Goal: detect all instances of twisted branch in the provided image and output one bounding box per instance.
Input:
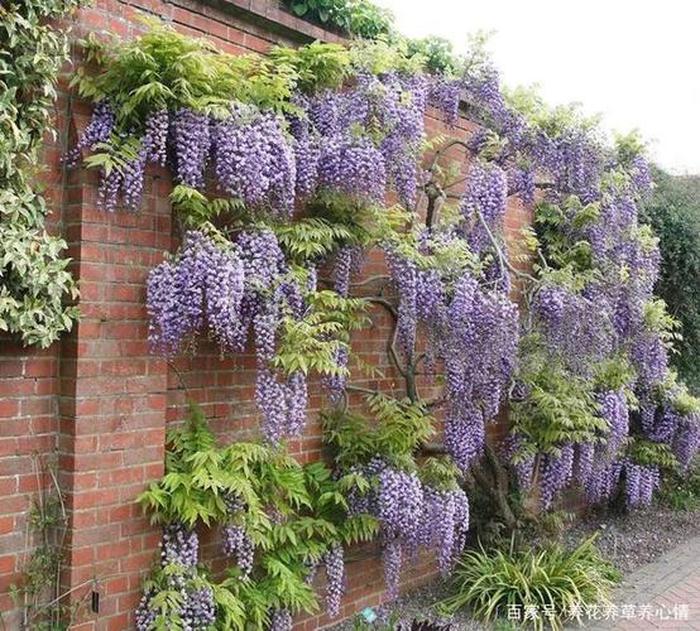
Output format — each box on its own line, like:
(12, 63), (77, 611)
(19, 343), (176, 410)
(365, 296), (407, 381)
(346, 384), (383, 397)
(350, 274), (392, 288)
(474, 205), (539, 284)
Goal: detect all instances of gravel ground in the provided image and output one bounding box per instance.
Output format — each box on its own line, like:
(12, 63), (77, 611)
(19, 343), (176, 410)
(562, 505), (700, 574)
(329, 505), (700, 630)
(328, 577), (485, 630)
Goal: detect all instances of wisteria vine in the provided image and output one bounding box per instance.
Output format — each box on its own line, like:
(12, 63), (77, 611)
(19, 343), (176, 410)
(70, 21), (700, 630)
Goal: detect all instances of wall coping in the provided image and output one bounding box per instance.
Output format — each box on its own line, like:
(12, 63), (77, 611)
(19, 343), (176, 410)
(192, 0), (347, 44)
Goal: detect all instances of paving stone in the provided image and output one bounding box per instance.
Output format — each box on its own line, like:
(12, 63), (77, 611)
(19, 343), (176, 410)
(588, 535), (700, 629)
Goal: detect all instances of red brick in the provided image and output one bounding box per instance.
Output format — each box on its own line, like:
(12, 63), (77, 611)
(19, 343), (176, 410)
(0, 516), (14, 535)
(24, 358), (55, 377)
(0, 400), (19, 418)
(0, 555), (15, 574)
(107, 612), (131, 630)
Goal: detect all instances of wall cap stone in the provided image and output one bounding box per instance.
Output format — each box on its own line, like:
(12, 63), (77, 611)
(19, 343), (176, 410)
(195, 0), (347, 44)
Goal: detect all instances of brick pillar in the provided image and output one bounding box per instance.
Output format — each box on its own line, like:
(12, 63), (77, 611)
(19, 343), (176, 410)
(58, 115), (172, 629)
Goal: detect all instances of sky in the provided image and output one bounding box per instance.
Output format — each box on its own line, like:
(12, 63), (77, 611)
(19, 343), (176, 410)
(373, 0), (700, 174)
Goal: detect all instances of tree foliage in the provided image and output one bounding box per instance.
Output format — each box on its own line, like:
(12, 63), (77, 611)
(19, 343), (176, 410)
(640, 167), (700, 392)
(282, 0), (393, 39)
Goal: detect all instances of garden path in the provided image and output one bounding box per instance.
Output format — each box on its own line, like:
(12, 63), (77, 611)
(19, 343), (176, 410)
(585, 534), (700, 630)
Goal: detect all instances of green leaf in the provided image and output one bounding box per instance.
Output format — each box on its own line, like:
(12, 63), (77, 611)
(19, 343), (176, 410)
(291, 2), (309, 16)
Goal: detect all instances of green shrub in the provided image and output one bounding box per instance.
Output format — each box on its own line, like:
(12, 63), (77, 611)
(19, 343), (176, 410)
(436, 537), (620, 630)
(640, 168), (700, 392)
(658, 461), (700, 511)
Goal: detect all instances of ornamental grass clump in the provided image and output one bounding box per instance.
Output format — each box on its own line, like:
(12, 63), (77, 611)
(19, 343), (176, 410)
(437, 536), (620, 631)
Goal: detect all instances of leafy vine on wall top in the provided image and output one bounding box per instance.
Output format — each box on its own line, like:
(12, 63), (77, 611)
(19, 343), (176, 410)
(66, 22), (700, 629)
(282, 0), (393, 40)
(281, 0), (461, 76)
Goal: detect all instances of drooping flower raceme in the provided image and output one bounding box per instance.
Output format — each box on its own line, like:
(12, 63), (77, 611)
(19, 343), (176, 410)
(212, 104), (296, 217)
(65, 100), (115, 167)
(346, 460), (470, 600)
(135, 523), (216, 631)
(459, 161), (508, 255)
(171, 108), (211, 189)
(147, 231), (244, 355)
(323, 543), (345, 618)
(317, 135), (386, 203)
(147, 229), (316, 444)
(222, 524), (254, 577)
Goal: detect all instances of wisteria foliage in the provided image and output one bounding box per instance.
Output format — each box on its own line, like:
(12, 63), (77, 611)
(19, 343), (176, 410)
(323, 398), (470, 599)
(136, 409), (379, 630)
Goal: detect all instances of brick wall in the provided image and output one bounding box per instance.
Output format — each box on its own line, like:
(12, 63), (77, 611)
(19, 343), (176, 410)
(0, 84), (75, 628)
(0, 2), (533, 629)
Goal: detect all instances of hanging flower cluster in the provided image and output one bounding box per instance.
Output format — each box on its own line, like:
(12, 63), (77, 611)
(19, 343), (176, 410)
(459, 161), (508, 254)
(385, 225), (519, 472)
(289, 69), (460, 208)
(147, 229), (309, 444)
(71, 102), (297, 215)
(346, 459), (469, 598)
(211, 104), (296, 216)
(135, 524), (216, 630)
(147, 230), (245, 354)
